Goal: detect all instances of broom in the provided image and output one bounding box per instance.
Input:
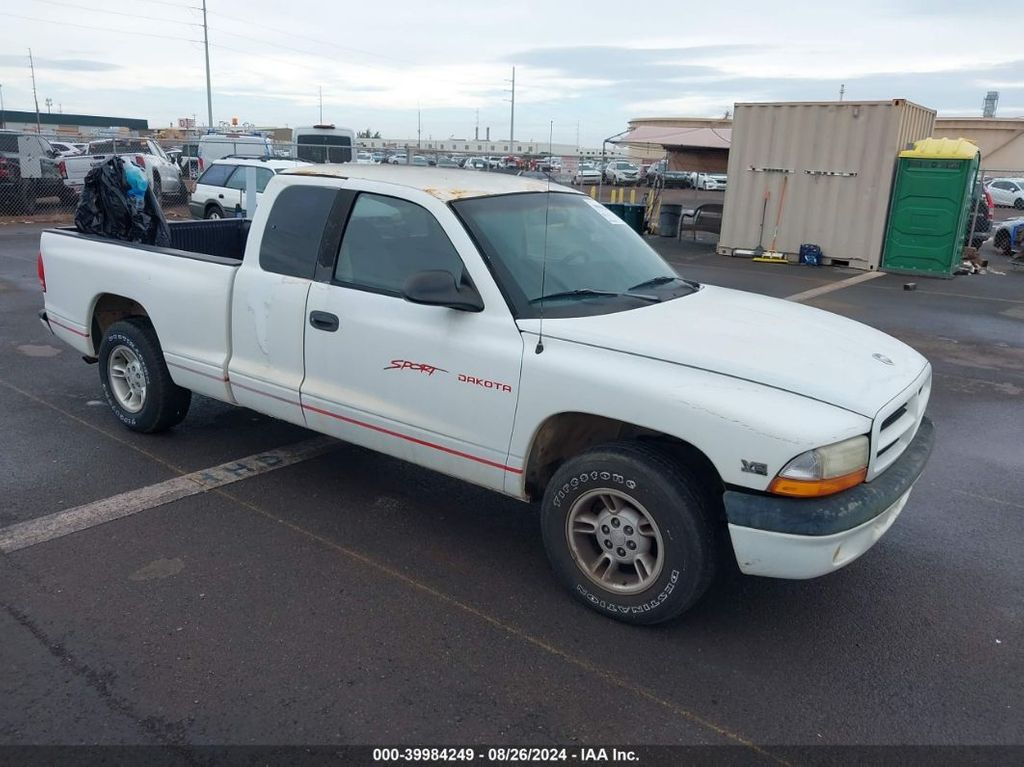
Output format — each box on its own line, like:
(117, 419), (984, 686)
(753, 175), (789, 263)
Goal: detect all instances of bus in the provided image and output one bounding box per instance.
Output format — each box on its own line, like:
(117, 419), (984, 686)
(293, 125), (356, 164)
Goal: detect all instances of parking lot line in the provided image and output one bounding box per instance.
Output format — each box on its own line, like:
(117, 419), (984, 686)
(209, 481), (790, 766)
(0, 437), (338, 554)
(786, 270), (886, 302)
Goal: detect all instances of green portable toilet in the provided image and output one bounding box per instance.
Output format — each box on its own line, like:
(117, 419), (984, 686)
(882, 137), (980, 278)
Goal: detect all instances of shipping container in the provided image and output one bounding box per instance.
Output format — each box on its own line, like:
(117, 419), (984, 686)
(718, 100), (936, 270)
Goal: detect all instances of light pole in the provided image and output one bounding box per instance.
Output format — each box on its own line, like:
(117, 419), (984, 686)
(202, 0), (213, 130)
(0, 83), (5, 129)
(45, 97), (52, 113)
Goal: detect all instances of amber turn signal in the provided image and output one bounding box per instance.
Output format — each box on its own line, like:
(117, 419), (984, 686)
(768, 467), (868, 498)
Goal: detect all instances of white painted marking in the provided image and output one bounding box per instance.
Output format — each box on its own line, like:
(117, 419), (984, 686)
(0, 437), (338, 554)
(785, 270), (886, 303)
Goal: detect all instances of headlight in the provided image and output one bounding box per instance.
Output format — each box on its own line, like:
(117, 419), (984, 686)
(768, 435), (869, 497)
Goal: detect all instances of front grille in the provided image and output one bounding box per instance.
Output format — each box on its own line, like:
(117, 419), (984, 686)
(868, 368), (931, 480)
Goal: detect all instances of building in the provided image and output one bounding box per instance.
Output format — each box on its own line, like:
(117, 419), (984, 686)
(626, 113), (1024, 175)
(623, 117), (734, 162)
(932, 117), (1024, 174)
(0, 109), (148, 138)
(354, 136), (618, 159)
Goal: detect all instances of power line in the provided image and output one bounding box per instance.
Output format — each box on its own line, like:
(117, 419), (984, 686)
(0, 12), (202, 43)
(31, 0), (200, 27)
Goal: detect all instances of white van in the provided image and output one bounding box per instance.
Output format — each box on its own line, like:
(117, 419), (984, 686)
(197, 134), (273, 173)
(293, 125), (355, 164)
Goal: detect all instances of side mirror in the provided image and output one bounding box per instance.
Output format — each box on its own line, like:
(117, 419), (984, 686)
(402, 270), (484, 312)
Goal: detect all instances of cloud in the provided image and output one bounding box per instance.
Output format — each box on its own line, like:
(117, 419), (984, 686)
(0, 54), (119, 72)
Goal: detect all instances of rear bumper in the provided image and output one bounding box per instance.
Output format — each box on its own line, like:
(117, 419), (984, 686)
(724, 417), (934, 579)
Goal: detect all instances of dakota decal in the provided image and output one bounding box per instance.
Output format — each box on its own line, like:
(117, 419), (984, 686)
(458, 374), (513, 393)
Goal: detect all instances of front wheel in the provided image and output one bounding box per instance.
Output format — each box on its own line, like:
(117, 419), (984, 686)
(98, 318), (191, 433)
(540, 442), (720, 625)
(994, 230), (1011, 253)
(1014, 198), (1024, 210)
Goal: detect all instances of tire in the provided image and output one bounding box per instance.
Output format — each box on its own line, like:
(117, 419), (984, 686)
(1014, 198), (1024, 210)
(204, 204), (223, 220)
(994, 230), (1011, 254)
(98, 318), (191, 433)
(971, 235), (987, 249)
(540, 441), (720, 625)
(152, 171), (162, 200)
(19, 182), (37, 215)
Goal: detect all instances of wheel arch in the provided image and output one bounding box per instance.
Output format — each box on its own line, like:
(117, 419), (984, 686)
(89, 293), (151, 355)
(522, 411), (724, 504)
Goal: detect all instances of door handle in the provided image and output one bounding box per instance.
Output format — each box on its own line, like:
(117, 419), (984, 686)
(309, 311), (339, 332)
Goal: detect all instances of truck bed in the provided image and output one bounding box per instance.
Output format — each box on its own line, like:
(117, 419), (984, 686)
(41, 220), (248, 404)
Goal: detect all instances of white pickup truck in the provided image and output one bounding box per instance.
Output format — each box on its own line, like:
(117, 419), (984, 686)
(37, 165), (934, 624)
(63, 138), (184, 201)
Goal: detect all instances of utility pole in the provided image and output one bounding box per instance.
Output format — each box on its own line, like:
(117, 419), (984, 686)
(45, 97), (52, 113)
(318, 86), (323, 124)
(0, 83), (5, 130)
(417, 104), (421, 148)
(474, 109), (479, 141)
(548, 120), (553, 157)
(839, 83), (845, 102)
(506, 66), (515, 154)
(28, 49), (41, 133)
(201, 0), (213, 130)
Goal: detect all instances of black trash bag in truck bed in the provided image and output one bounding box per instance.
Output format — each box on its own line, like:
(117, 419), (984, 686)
(74, 156), (170, 246)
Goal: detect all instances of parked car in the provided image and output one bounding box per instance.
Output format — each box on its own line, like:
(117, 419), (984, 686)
(572, 163), (601, 185)
(463, 158), (488, 171)
(411, 156), (429, 167)
(986, 178), (1024, 209)
(355, 152), (375, 165)
(196, 134), (274, 173)
(604, 160), (640, 186)
(690, 173), (726, 191)
(48, 140), (81, 157)
(387, 154), (407, 165)
(646, 160), (691, 189)
(436, 157), (459, 168)
(189, 158), (310, 219)
(38, 165), (935, 626)
(371, 152), (385, 164)
(63, 138), (185, 201)
(0, 131), (71, 213)
(992, 217), (1024, 254)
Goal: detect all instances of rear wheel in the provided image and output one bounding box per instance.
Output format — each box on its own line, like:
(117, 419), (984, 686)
(98, 318), (191, 433)
(1014, 198), (1024, 210)
(540, 442), (720, 625)
(205, 205), (223, 220)
(994, 230), (1011, 254)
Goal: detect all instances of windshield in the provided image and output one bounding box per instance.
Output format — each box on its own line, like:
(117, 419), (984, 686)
(453, 192), (696, 319)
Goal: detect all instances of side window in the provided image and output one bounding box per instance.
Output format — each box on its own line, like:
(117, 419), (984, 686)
(223, 167), (247, 190)
(334, 193), (465, 295)
(197, 164), (234, 187)
(259, 185), (339, 278)
(256, 168), (275, 192)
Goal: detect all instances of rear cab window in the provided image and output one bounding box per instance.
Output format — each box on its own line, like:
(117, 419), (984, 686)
(259, 185), (342, 278)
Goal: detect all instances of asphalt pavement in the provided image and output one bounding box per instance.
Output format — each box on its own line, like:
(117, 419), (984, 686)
(0, 222), (1021, 758)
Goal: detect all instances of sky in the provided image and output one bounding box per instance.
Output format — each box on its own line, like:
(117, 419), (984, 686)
(1, 0), (1022, 147)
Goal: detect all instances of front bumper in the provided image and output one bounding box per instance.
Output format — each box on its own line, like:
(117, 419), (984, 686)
(724, 416), (934, 579)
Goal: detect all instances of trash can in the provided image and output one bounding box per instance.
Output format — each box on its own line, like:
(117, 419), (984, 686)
(659, 203), (682, 237)
(622, 203), (645, 234)
(604, 202), (625, 221)
(882, 137), (980, 278)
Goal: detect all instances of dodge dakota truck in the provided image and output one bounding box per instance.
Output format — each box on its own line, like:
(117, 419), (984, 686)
(37, 165), (934, 624)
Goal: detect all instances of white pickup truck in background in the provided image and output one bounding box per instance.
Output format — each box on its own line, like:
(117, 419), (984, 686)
(37, 165), (934, 625)
(63, 138), (184, 201)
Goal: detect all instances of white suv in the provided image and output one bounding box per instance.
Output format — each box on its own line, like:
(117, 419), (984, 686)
(604, 161), (640, 186)
(188, 158), (310, 219)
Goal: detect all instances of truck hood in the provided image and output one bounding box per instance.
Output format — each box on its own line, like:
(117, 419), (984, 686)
(523, 285), (928, 417)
